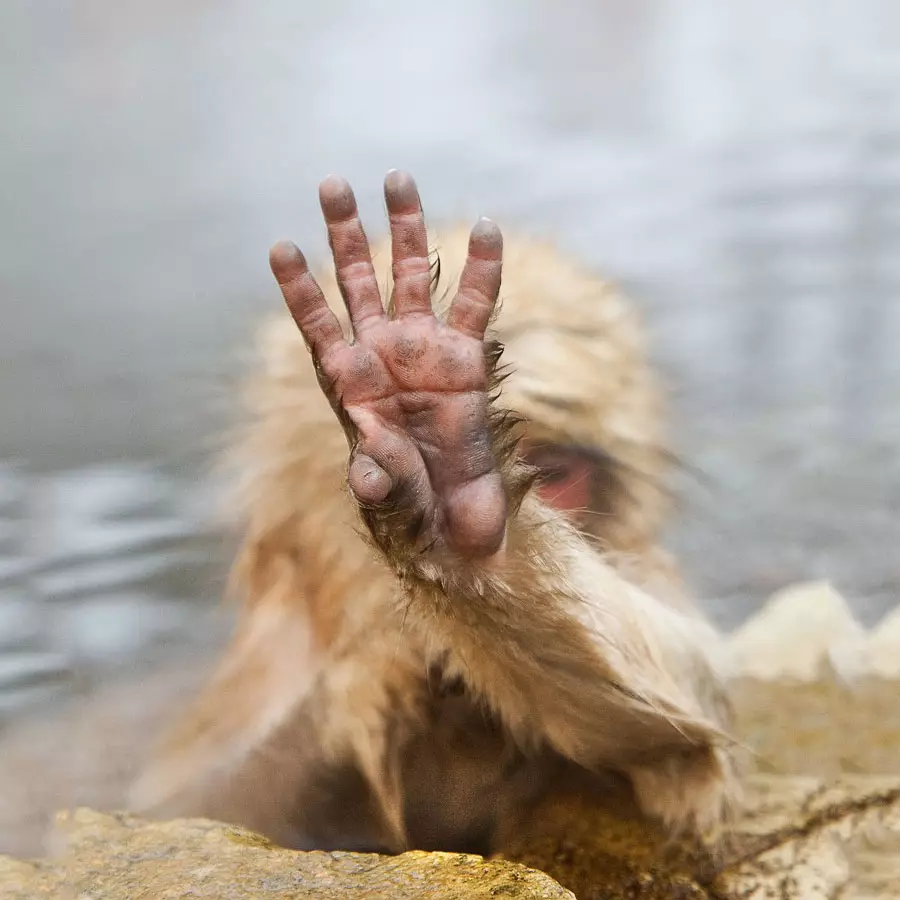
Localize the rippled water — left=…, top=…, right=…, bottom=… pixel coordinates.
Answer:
left=3, top=0, right=900, bottom=723
left=0, top=463, right=229, bottom=720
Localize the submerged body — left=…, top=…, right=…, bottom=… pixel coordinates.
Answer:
left=131, top=172, right=739, bottom=854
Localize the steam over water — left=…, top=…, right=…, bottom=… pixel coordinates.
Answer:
left=2, top=0, right=900, bottom=722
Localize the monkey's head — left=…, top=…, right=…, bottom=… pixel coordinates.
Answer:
left=364, top=225, right=671, bottom=557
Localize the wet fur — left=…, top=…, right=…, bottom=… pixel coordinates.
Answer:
left=130, top=227, right=741, bottom=853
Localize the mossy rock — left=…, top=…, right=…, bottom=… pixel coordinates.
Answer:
left=3, top=778, right=898, bottom=899
left=499, top=776, right=900, bottom=899
left=0, top=807, right=573, bottom=899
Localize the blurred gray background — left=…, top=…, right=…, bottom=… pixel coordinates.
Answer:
left=2, top=0, right=900, bottom=725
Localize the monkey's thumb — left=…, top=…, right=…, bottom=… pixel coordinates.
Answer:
left=349, top=453, right=393, bottom=504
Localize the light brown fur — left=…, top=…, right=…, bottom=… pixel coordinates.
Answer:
left=130, top=227, right=740, bottom=853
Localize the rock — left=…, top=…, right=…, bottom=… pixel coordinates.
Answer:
left=0, top=807, right=574, bottom=899
left=727, top=581, right=867, bottom=681
left=870, top=607, right=900, bottom=678
left=726, top=584, right=900, bottom=776
left=730, top=669, right=900, bottom=775
left=713, top=777, right=900, bottom=900
left=500, top=776, right=900, bottom=900
left=4, top=778, right=896, bottom=900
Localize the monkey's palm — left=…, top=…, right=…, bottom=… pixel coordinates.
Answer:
left=270, top=172, right=507, bottom=557
left=328, top=316, right=488, bottom=447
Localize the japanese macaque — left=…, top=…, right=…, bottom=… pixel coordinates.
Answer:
left=129, top=170, right=739, bottom=855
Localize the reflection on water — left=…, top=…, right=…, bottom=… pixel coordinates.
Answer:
left=0, top=463, right=229, bottom=722
left=3, top=0, right=900, bottom=721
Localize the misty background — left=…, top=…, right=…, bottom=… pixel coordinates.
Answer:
left=2, top=0, right=900, bottom=725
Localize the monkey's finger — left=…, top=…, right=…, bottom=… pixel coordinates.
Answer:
left=318, top=175, right=386, bottom=333
left=384, top=170, right=434, bottom=319
left=270, top=241, right=347, bottom=364
left=446, top=219, right=503, bottom=340
left=348, top=453, right=392, bottom=505
left=346, top=406, right=432, bottom=508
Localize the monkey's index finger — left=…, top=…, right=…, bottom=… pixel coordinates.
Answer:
left=384, top=170, right=433, bottom=318
left=270, top=240, right=346, bottom=364
left=446, top=218, right=503, bottom=340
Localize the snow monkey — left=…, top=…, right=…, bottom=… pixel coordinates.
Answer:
left=130, top=170, right=739, bottom=855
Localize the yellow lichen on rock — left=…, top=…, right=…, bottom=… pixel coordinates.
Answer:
left=0, top=807, right=574, bottom=900
left=498, top=796, right=710, bottom=900
left=499, top=777, right=900, bottom=900
left=1, top=784, right=898, bottom=898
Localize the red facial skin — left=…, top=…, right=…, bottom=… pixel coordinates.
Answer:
left=521, top=445, right=594, bottom=515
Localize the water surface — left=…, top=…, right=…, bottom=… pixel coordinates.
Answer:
left=3, top=0, right=900, bottom=721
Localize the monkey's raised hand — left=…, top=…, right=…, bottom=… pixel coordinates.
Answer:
left=270, top=171, right=507, bottom=560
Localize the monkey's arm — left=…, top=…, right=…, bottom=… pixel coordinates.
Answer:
left=271, top=170, right=739, bottom=837
left=395, top=490, right=737, bottom=836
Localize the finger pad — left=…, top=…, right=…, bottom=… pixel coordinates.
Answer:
left=468, top=218, right=503, bottom=259
left=269, top=241, right=306, bottom=278
left=384, top=170, right=421, bottom=213
left=319, top=175, right=357, bottom=219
